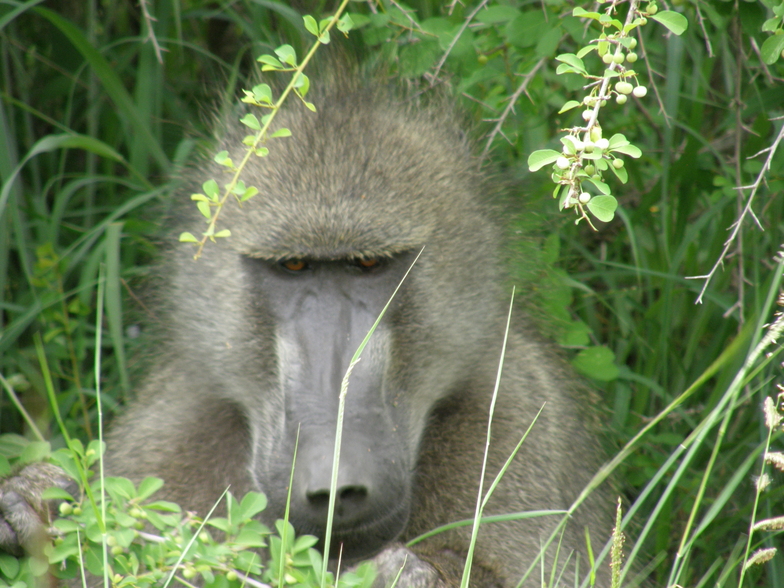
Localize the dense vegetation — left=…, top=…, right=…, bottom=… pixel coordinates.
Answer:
left=1, top=0, right=784, bottom=586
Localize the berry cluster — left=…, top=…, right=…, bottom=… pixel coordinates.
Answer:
left=528, top=0, right=687, bottom=227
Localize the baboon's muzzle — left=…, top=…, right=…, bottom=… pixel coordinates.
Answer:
left=261, top=260, right=414, bottom=560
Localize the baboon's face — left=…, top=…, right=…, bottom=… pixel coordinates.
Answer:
left=172, top=93, right=504, bottom=560
left=242, top=252, right=418, bottom=559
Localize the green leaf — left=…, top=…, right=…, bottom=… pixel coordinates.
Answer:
left=338, top=13, right=355, bottom=33
left=144, top=500, right=181, bottom=512
left=213, top=151, right=233, bottom=168
left=572, top=346, right=620, bottom=381
left=612, top=144, right=642, bottom=158
left=762, top=18, right=781, bottom=33
left=295, top=73, right=310, bottom=97
left=270, top=128, right=292, bottom=138
left=214, top=229, right=231, bottom=238
left=535, top=27, right=562, bottom=58
left=586, top=177, right=611, bottom=195
left=0, top=553, right=20, bottom=579
left=137, top=477, right=164, bottom=500
left=53, top=518, right=81, bottom=532
left=197, top=201, right=211, bottom=219
left=105, top=476, right=137, bottom=500
left=476, top=5, right=521, bottom=24
left=399, top=40, right=440, bottom=78
left=559, top=320, right=591, bottom=347
left=572, top=7, right=602, bottom=20
left=257, top=54, right=283, bottom=70
left=274, top=44, right=297, bottom=67
left=293, top=534, right=319, bottom=552
left=303, top=15, right=318, bottom=37
left=41, top=487, right=74, bottom=501
left=607, top=133, right=630, bottom=149
left=251, top=83, right=272, bottom=103
left=240, top=113, right=260, bottom=130
left=241, top=186, right=259, bottom=202
left=255, top=147, right=270, bottom=157
left=18, top=441, right=51, bottom=464
left=650, top=11, right=688, bottom=36
left=576, top=45, right=597, bottom=59
left=599, top=14, right=623, bottom=30
left=556, top=63, right=585, bottom=76
left=239, top=491, right=268, bottom=520
left=203, top=179, right=219, bottom=199
left=528, top=149, right=562, bottom=172
left=505, top=11, right=547, bottom=48
left=558, top=100, right=582, bottom=114
left=586, top=195, right=617, bottom=222
left=207, top=517, right=230, bottom=532
left=232, top=180, right=247, bottom=195
left=555, top=53, right=586, bottom=75
left=761, top=34, right=784, bottom=64
left=609, top=162, right=629, bottom=183
left=234, top=527, right=267, bottom=547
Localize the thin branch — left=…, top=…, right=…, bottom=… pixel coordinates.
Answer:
left=686, top=120, right=784, bottom=303
left=695, top=1, right=714, bottom=58
left=431, top=0, right=490, bottom=82
left=139, top=0, right=165, bottom=63
left=637, top=24, right=671, bottom=128
left=479, top=58, right=546, bottom=165
left=388, top=0, right=424, bottom=32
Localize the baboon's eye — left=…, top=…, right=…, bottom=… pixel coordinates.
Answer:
left=355, top=258, right=381, bottom=270
left=281, top=259, right=308, bottom=272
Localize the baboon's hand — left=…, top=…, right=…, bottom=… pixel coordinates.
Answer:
left=364, top=545, right=447, bottom=588
left=0, top=462, right=72, bottom=556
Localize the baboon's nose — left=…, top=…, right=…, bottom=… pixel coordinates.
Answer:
left=305, top=484, right=370, bottom=517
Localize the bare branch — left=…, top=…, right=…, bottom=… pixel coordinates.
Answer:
left=479, top=58, right=546, bottom=164
left=686, top=121, right=784, bottom=303
left=139, top=0, right=165, bottom=64
left=431, top=0, right=490, bottom=82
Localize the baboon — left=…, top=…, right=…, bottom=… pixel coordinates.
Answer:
left=1, top=75, right=610, bottom=587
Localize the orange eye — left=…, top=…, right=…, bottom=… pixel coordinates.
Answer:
left=282, top=259, right=307, bottom=271
left=357, top=258, right=380, bottom=269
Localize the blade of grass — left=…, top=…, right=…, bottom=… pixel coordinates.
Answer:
left=320, top=247, right=424, bottom=588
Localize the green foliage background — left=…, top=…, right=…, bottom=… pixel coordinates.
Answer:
left=1, top=0, right=784, bottom=586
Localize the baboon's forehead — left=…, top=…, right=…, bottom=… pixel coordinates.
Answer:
left=223, top=97, right=484, bottom=259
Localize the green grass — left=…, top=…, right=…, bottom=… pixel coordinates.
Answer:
left=1, top=1, right=784, bottom=587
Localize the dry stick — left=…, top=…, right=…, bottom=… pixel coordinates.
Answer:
left=387, top=0, right=425, bottom=32
left=694, top=0, right=714, bottom=58
left=431, top=0, right=490, bottom=83
left=139, top=0, right=165, bottom=63
left=479, top=58, right=546, bottom=165
left=636, top=24, right=671, bottom=129
left=686, top=119, right=784, bottom=303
